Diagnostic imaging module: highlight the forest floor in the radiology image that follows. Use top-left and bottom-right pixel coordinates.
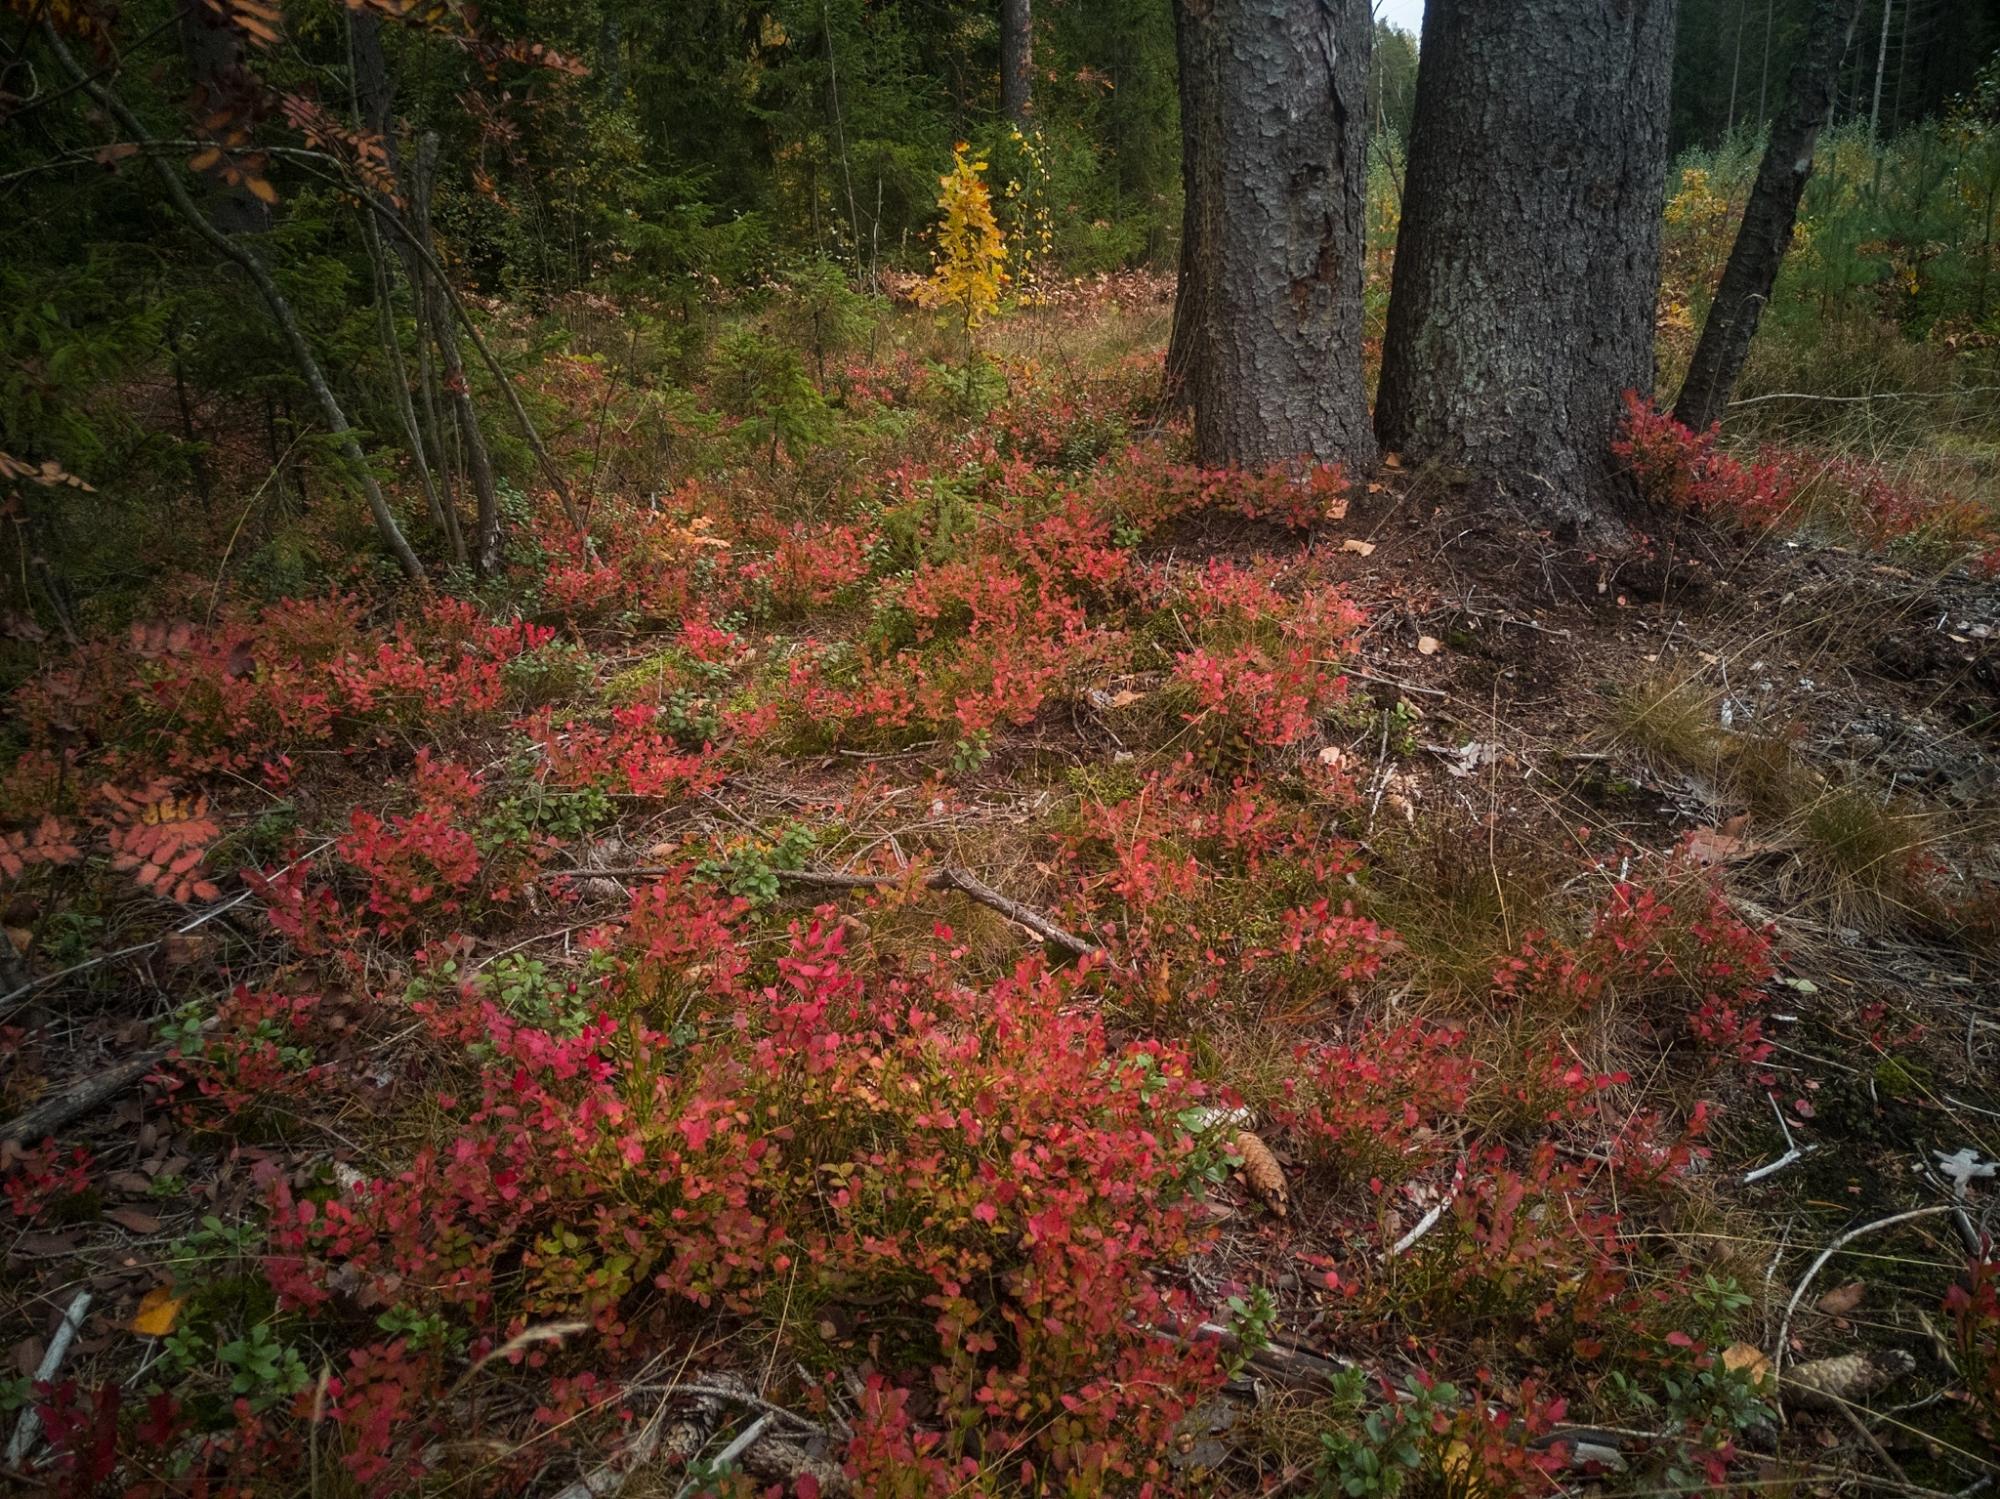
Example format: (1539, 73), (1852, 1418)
(1, 289), (1998, 1496)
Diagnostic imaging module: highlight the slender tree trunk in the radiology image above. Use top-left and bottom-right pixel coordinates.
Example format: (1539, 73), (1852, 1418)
(1171, 0), (1375, 470)
(411, 133), (503, 575)
(1728, 6), (1744, 136)
(349, 14), (500, 572)
(43, 23), (423, 580)
(823, 0), (866, 274)
(365, 208), (464, 565)
(1760, 0), (1775, 121)
(1163, 0), (1202, 413)
(597, 9), (625, 110)
(167, 313), (213, 513)
(1001, 0), (1033, 123)
(1374, 0), (1676, 541)
(1869, 0), (1893, 138)
(176, 0), (269, 235)
(350, 11), (466, 568)
(1674, 0), (1869, 433)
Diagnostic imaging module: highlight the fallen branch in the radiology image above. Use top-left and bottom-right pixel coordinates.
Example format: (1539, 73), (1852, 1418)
(0, 840), (334, 1015)
(1773, 1204), (1956, 1420)
(541, 864), (1099, 957)
(0, 1049), (166, 1146)
(1745, 1091), (1820, 1184)
(4, 1290), (92, 1465)
(1386, 1200), (1450, 1258)
(1188, 1323), (1635, 1471)
(550, 1377), (842, 1499)
(674, 1415), (770, 1499)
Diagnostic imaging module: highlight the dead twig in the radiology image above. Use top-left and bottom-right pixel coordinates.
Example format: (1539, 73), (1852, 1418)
(1773, 1204), (1956, 1420)
(0, 1050), (167, 1146)
(5, 1290), (92, 1465)
(1745, 1092), (1819, 1184)
(540, 864), (1098, 957)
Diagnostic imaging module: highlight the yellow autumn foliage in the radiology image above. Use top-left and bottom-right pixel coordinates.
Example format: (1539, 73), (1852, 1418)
(916, 143), (1008, 332)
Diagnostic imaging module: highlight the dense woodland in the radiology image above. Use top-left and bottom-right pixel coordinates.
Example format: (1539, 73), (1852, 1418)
(2, 0), (2000, 1495)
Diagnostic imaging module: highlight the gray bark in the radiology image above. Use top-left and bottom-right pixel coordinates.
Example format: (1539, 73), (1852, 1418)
(1375, 0), (1678, 541)
(1172, 0), (1375, 470)
(1868, 0), (1893, 137)
(45, 23), (423, 581)
(1001, 0), (1033, 122)
(177, 0), (268, 235)
(1674, 0), (1867, 433)
(412, 133), (504, 575)
(350, 11), (466, 567)
(1163, 0), (1203, 412)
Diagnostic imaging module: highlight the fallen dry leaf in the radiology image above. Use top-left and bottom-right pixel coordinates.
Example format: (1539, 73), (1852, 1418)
(1416, 635), (1441, 656)
(1815, 1280), (1865, 1317)
(1722, 1342), (1772, 1387)
(1681, 812), (1765, 867)
(104, 1206), (162, 1235)
(130, 1284), (184, 1338)
(1381, 452), (1403, 469)
(1339, 538), (1376, 557)
(1444, 741), (1502, 778)
(1234, 1130), (1288, 1217)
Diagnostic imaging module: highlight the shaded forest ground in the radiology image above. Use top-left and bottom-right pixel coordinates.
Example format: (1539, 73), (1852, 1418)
(5, 183), (2000, 1494)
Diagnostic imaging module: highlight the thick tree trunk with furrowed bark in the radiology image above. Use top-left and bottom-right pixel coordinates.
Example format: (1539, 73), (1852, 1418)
(1673, 0), (1867, 434)
(1171, 0), (1374, 470)
(1375, 0), (1677, 542)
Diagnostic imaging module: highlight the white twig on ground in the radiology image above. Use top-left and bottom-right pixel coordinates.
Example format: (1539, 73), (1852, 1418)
(5, 1290), (93, 1466)
(670, 1415), (772, 1499)
(1772, 1204), (1956, 1420)
(0, 839), (335, 1014)
(1387, 1201), (1448, 1258)
(1745, 1092), (1819, 1183)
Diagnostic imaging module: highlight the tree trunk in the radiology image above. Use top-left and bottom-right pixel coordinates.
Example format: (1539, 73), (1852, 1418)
(412, 133), (504, 575)
(1869, 0), (1893, 138)
(1673, 0), (1868, 433)
(1001, 0), (1033, 123)
(1171, 0), (1375, 470)
(45, 22), (424, 581)
(1374, 0), (1677, 541)
(350, 10), (466, 568)
(348, 14), (508, 572)
(1728, 6), (1744, 135)
(598, 9), (626, 110)
(1760, 0), (1774, 121)
(1163, 0), (1203, 413)
(177, 0), (269, 235)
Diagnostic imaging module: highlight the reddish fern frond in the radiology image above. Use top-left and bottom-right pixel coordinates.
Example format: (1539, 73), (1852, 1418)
(0, 815), (83, 881)
(100, 782), (222, 904)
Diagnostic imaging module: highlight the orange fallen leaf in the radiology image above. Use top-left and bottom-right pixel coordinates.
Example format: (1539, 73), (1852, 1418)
(1722, 1342), (1772, 1387)
(1815, 1280), (1865, 1317)
(130, 1284), (184, 1338)
(1340, 539), (1375, 557)
(1681, 812), (1765, 867)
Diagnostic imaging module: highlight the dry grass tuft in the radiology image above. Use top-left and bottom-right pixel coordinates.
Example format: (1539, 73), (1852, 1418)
(1604, 671), (1728, 775)
(1783, 782), (1945, 930)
